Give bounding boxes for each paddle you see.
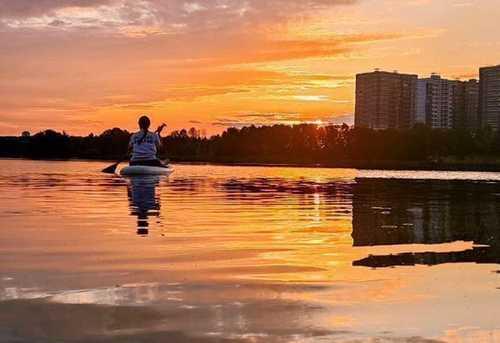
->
[101,124,167,174]
[101,158,126,174]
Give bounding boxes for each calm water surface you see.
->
[1,159,500,342]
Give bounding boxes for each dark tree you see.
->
[1,123,499,170]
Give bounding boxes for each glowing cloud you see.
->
[0,0,499,135]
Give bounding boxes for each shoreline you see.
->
[2,156,500,172]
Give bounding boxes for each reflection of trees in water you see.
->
[353,247,498,268]
[127,176,161,236]
[352,178,500,267]
[167,178,207,194]
[218,178,354,200]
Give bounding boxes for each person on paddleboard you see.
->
[128,115,167,168]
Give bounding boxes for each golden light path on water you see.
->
[0,159,500,342]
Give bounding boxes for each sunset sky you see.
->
[1,0,499,136]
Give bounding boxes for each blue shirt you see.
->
[129,131,161,161]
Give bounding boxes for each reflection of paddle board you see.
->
[120,165,173,176]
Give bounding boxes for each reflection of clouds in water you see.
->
[5,162,500,342]
[127,176,161,235]
[216,178,353,228]
[1,283,179,306]
[0,282,359,343]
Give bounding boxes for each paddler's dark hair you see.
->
[138,115,151,144]
[138,115,151,130]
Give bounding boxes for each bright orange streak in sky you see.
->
[0,0,499,136]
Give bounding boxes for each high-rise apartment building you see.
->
[455,79,480,130]
[355,68,486,131]
[416,74,457,129]
[415,80,428,125]
[355,71,417,129]
[479,65,500,130]
[414,75,479,130]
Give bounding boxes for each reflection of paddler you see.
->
[127,176,161,236]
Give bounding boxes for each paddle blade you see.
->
[102,162,120,174]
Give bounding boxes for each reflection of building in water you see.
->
[352,178,500,267]
[127,176,161,236]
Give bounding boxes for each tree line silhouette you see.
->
[1,124,500,170]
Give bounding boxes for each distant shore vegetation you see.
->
[1,124,500,171]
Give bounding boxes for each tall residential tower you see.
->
[479,65,500,130]
[457,79,480,130]
[416,75,457,129]
[416,75,479,130]
[355,71,418,129]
